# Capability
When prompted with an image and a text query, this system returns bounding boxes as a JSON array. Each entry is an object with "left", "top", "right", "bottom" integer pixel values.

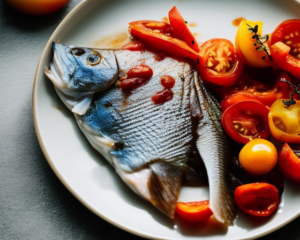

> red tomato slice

[
  {"left": 279, "top": 143, "right": 300, "bottom": 182},
  {"left": 270, "top": 42, "right": 300, "bottom": 79},
  {"left": 129, "top": 21, "right": 200, "bottom": 61},
  {"left": 198, "top": 38, "right": 244, "bottom": 86},
  {"left": 168, "top": 6, "right": 199, "bottom": 52},
  {"left": 234, "top": 183, "right": 279, "bottom": 217},
  {"left": 221, "top": 100, "right": 270, "bottom": 144},
  {"left": 175, "top": 200, "right": 213, "bottom": 223}
]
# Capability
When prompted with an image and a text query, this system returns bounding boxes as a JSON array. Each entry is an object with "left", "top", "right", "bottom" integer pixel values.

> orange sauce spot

[
  {"left": 193, "top": 33, "right": 201, "bottom": 37},
  {"left": 232, "top": 17, "right": 245, "bottom": 27},
  {"left": 188, "top": 22, "right": 197, "bottom": 27},
  {"left": 93, "top": 32, "right": 130, "bottom": 48},
  {"left": 162, "top": 16, "right": 169, "bottom": 23}
]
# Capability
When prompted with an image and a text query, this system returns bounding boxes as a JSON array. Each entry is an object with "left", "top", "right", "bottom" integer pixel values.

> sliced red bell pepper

[
  {"left": 129, "top": 20, "right": 200, "bottom": 61},
  {"left": 168, "top": 6, "right": 199, "bottom": 52}
]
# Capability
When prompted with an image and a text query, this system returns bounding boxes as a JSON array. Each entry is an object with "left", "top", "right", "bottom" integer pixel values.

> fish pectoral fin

[{"left": 148, "top": 161, "right": 183, "bottom": 219}]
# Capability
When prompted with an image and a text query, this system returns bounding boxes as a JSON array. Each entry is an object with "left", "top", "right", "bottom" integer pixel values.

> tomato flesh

[
  {"left": 222, "top": 100, "right": 270, "bottom": 144},
  {"left": 234, "top": 183, "right": 279, "bottom": 217},
  {"left": 175, "top": 201, "right": 213, "bottom": 223},
  {"left": 198, "top": 38, "right": 244, "bottom": 86},
  {"left": 279, "top": 143, "right": 300, "bottom": 182},
  {"left": 271, "top": 19, "right": 300, "bottom": 60}
]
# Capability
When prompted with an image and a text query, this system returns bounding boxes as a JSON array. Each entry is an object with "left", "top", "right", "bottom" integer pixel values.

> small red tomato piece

[
  {"left": 221, "top": 100, "right": 270, "bottom": 144},
  {"left": 278, "top": 143, "right": 300, "bottom": 182},
  {"left": 161, "top": 75, "right": 175, "bottom": 89},
  {"left": 198, "top": 38, "right": 244, "bottom": 87},
  {"left": 234, "top": 183, "right": 280, "bottom": 217},
  {"left": 220, "top": 94, "right": 257, "bottom": 112},
  {"left": 175, "top": 200, "right": 213, "bottom": 223}
]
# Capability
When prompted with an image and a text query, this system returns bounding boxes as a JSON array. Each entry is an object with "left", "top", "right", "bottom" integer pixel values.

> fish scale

[{"left": 45, "top": 43, "right": 236, "bottom": 224}]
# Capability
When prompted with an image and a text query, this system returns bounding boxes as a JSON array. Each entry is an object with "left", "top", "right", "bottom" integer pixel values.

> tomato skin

[
  {"left": 129, "top": 21, "right": 200, "bottom": 61},
  {"left": 271, "top": 19, "right": 300, "bottom": 46},
  {"left": 221, "top": 100, "right": 270, "bottom": 144},
  {"left": 4, "top": 0, "right": 70, "bottom": 16},
  {"left": 239, "top": 139, "right": 278, "bottom": 175},
  {"left": 270, "top": 42, "right": 300, "bottom": 79},
  {"left": 220, "top": 94, "right": 257, "bottom": 112},
  {"left": 278, "top": 143, "right": 300, "bottom": 182},
  {"left": 198, "top": 39, "right": 244, "bottom": 87},
  {"left": 168, "top": 6, "right": 199, "bottom": 52},
  {"left": 175, "top": 201, "right": 213, "bottom": 223},
  {"left": 235, "top": 20, "right": 272, "bottom": 68},
  {"left": 234, "top": 183, "right": 279, "bottom": 217},
  {"left": 268, "top": 99, "right": 300, "bottom": 144},
  {"left": 216, "top": 71, "right": 295, "bottom": 107}
]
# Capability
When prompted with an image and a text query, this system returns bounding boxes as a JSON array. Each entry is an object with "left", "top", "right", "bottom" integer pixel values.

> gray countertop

[{"left": 1, "top": 1, "right": 300, "bottom": 239}]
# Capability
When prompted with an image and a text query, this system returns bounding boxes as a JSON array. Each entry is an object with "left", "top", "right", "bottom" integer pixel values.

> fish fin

[
  {"left": 194, "top": 72, "right": 236, "bottom": 226},
  {"left": 148, "top": 161, "right": 183, "bottom": 218}
]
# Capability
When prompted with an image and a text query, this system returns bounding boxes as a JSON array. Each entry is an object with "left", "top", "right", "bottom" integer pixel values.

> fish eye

[
  {"left": 70, "top": 48, "right": 85, "bottom": 56},
  {"left": 87, "top": 52, "right": 101, "bottom": 66}
]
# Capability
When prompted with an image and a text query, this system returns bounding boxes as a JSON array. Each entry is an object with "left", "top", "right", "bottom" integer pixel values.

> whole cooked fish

[{"left": 45, "top": 42, "right": 235, "bottom": 225}]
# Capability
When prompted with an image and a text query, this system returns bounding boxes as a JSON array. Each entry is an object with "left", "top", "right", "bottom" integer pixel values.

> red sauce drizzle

[
  {"left": 152, "top": 89, "right": 173, "bottom": 104},
  {"left": 120, "top": 65, "right": 153, "bottom": 92},
  {"left": 152, "top": 75, "right": 176, "bottom": 104},
  {"left": 161, "top": 75, "right": 175, "bottom": 89},
  {"left": 122, "top": 41, "right": 145, "bottom": 51},
  {"left": 155, "top": 52, "right": 166, "bottom": 61}
]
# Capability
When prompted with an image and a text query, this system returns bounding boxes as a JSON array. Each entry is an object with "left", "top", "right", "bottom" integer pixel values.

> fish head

[{"left": 52, "top": 43, "right": 118, "bottom": 91}]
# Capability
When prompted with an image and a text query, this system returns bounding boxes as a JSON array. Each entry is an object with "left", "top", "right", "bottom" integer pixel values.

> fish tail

[{"left": 148, "top": 161, "right": 183, "bottom": 218}]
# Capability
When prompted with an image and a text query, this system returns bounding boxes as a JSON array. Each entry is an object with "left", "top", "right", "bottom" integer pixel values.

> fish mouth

[{"left": 44, "top": 42, "right": 70, "bottom": 89}]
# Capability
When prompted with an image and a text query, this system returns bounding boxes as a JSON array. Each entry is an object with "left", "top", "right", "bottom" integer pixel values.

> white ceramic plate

[{"left": 33, "top": 0, "right": 300, "bottom": 239}]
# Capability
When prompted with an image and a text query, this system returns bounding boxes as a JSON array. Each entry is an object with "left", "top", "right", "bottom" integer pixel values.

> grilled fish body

[{"left": 45, "top": 43, "right": 235, "bottom": 225}]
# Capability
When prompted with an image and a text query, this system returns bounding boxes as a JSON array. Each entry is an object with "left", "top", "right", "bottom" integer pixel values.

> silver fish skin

[{"left": 45, "top": 43, "right": 235, "bottom": 224}]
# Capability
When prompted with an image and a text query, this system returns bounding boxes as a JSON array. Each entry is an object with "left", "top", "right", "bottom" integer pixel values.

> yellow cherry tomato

[
  {"left": 4, "top": 0, "right": 70, "bottom": 16},
  {"left": 239, "top": 139, "right": 278, "bottom": 175},
  {"left": 235, "top": 19, "right": 272, "bottom": 68}
]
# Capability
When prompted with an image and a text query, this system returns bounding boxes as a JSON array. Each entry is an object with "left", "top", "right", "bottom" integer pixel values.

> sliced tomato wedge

[
  {"left": 129, "top": 20, "right": 199, "bottom": 61},
  {"left": 198, "top": 38, "right": 244, "bottom": 86},
  {"left": 168, "top": 6, "right": 199, "bottom": 52},
  {"left": 221, "top": 100, "right": 270, "bottom": 144},
  {"left": 234, "top": 183, "right": 279, "bottom": 217},
  {"left": 175, "top": 200, "right": 213, "bottom": 223},
  {"left": 279, "top": 143, "right": 300, "bottom": 182}
]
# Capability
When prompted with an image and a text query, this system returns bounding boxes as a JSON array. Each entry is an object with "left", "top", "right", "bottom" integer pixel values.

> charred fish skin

[
  {"left": 45, "top": 43, "right": 208, "bottom": 218},
  {"left": 195, "top": 73, "right": 236, "bottom": 226}
]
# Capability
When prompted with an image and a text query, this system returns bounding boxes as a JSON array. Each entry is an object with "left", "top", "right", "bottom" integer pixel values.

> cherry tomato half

[
  {"left": 168, "top": 6, "right": 199, "bottom": 52},
  {"left": 234, "top": 183, "right": 279, "bottom": 217},
  {"left": 268, "top": 99, "right": 300, "bottom": 144},
  {"left": 235, "top": 20, "right": 272, "bottom": 68},
  {"left": 175, "top": 200, "right": 213, "bottom": 223},
  {"left": 4, "top": 0, "right": 70, "bottom": 16},
  {"left": 271, "top": 19, "right": 300, "bottom": 59},
  {"left": 221, "top": 100, "right": 270, "bottom": 144},
  {"left": 198, "top": 38, "right": 244, "bottom": 86},
  {"left": 239, "top": 139, "right": 278, "bottom": 175},
  {"left": 129, "top": 21, "right": 200, "bottom": 61},
  {"left": 270, "top": 42, "right": 300, "bottom": 79},
  {"left": 278, "top": 143, "right": 300, "bottom": 182}
]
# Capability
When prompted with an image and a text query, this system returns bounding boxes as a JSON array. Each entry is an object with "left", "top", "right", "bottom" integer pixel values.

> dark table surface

[{"left": 1, "top": 1, "right": 300, "bottom": 239}]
